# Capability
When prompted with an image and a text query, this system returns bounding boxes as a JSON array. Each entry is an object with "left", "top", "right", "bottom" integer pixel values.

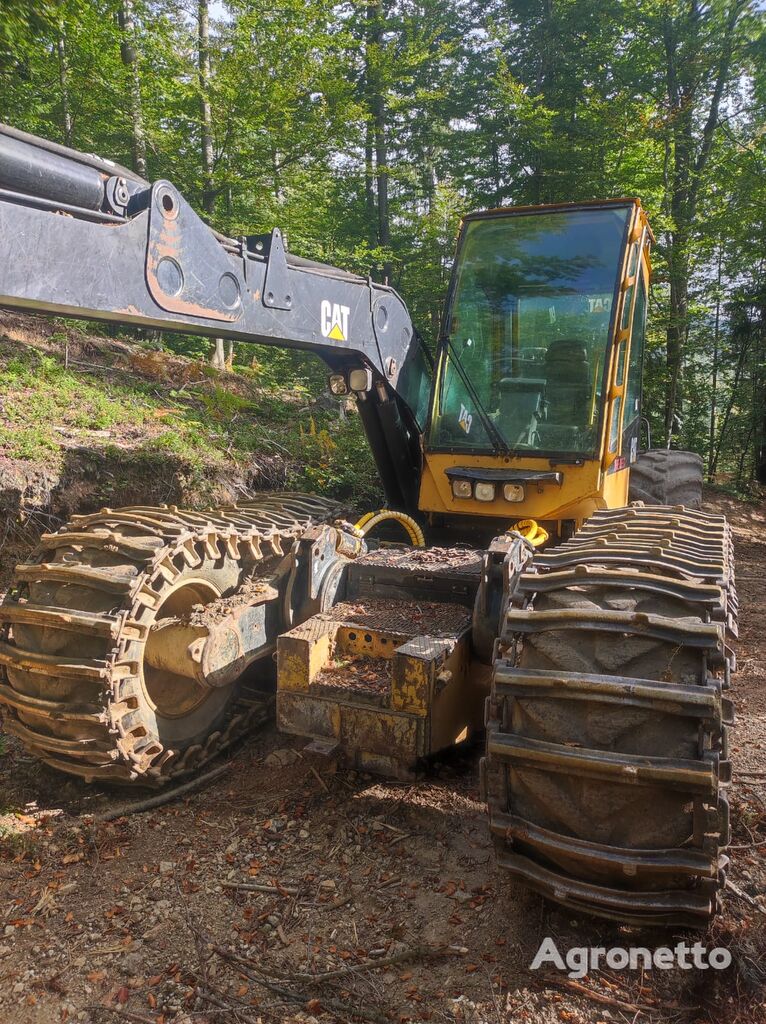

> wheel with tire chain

[
  {"left": 514, "top": 584, "right": 725, "bottom": 854},
  {"left": 483, "top": 506, "right": 735, "bottom": 927},
  {"left": 0, "top": 494, "right": 343, "bottom": 785}
]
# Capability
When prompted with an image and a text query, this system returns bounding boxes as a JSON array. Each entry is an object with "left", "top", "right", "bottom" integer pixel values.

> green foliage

[
  {"left": 291, "top": 414, "right": 383, "bottom": 508},
  {"left": 0, "top": 346, "right": 152, "bottom": 460},
  {"left": 1, "top": 0, "right": 765, "bottom": 492}
]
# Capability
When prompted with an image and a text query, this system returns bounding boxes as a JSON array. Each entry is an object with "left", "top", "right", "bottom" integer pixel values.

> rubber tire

[
  {"left": 4, "top": 525, "right": 266, "bottom": 784},
  {"left": 628, "top": 449, "right": 703, "bottom": 509},
  {"left": 489, "top": 583, "right": 727, "bottom": 906}
]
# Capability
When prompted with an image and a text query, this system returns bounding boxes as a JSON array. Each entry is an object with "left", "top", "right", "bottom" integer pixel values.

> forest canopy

[{"left": 2, "top": 0, "right": 765, "bottom": 488}]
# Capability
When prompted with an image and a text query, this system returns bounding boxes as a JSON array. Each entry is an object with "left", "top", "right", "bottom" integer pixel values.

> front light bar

[
  {"left": 446, "top": 466, "right": 563, "bottom": 505},
  {"left": 450, "top": 478, "right": 526, "bottom": 503}
]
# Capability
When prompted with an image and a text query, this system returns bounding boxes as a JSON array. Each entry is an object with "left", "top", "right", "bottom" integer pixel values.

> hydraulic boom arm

[{"left": 0, "top": 124, "right": 430, "bottom": 510}]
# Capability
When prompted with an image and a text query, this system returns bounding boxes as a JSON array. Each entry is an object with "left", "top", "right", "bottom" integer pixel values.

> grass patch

[
  {"left": 0, "top": 348, "right": 153, "bottom": 460},
  {"left": 0, "top": 328, "right": 382, "bottom": 511}
]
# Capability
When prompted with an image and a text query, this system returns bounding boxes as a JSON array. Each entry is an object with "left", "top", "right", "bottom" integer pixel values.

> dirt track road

[{"left": 0, "top": 491, "right": 764, "bottom": 1024}]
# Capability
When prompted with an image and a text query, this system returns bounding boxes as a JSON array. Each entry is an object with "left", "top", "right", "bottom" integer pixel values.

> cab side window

[{"left": 624, "top": 277, "right": 646, "bottom": 425}]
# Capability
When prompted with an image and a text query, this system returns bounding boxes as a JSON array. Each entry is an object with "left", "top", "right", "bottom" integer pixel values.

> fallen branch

[
  {"left": 375, "top": 877, "right": 402, "bottom": 891},
  {"left": 387, "top": 832, "right": 412, "bottom": 845},
  {"left": 195, "top": 985, "right": 261, "bottom": 1023},
  {"left": 726, "top": 878, "right": 765, "bottom": 910},
  {"left": 220, "top": 880, "right": 302, "bottom": 896},
  {"left": 323, "top": 891, "right": 355, "bottom": 911},
  {"left": 288, "top": 943, "right": 441, "bottom": 981},
  {"left": 740, "top": 783, "right": 766, "bottom": 809},
  {"left": 541, "top": 976, "right": 660, "bottom": 1015},
  {"left": 67, "top": 359, "right": 122, "bottom": 373},
  {"left": 213, "top": 944, "right": 389, "bottom": 1024},
  {"left": 214, "top": 939, "right": 449, "bottom": 986},
  {"left": 308, "top": 764, "right": 330, "bottom": 792},
  {"left": 88, "top": 763, "right": 229, "bottom": 823},
  {"left": 88, "top": 1007, "right": 157, "bottom": 1024}
]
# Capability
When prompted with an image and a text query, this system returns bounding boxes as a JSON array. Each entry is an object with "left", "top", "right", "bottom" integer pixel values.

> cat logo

[
  {"left": 587, "top": 295, "right": 612, "bottom": 314},
  {"left": 320, "top": 300, "right": 350, "bottom": 342},
  {"left": 458, "top": 403, "right": 473, "bottom": 434}
]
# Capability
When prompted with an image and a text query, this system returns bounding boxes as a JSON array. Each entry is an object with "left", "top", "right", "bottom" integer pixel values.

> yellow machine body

[
  {"left": 276, "top": 598, "right": 485, "bottom": 779},
  {"left": 277, "top": 198, "right": 659, "bottom": 777},
  {"left": 418, "top": 453, "right": 629, "bottom": 532}
]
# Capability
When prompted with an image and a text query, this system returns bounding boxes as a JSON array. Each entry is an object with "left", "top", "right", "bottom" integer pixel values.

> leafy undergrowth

[{"left": 0, "top": 311, "right": 382, "bottom": 515}]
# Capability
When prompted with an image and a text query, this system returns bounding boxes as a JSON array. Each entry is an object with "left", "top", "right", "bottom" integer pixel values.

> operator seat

[{"left": 544, "top": 338, "right": 591, "bottom": 427}]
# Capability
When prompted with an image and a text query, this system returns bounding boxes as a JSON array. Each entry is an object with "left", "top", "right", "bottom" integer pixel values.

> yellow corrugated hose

[
  {"left": 354, "top": 510, "right": 544, "bottom": 549},
  {"left": 511, "top": 518, "right": 549, "bottom": 547},
  {"left": 354, "top": 509, "right": 426, "bottom": 547}
]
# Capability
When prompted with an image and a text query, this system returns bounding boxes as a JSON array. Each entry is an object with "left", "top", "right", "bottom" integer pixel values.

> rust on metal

[
  {"left": 0, "top": 493, "right": 346, "bottom": 786},
  {"left": 276, "top": 594, "right": 476, "bottom": 776}
]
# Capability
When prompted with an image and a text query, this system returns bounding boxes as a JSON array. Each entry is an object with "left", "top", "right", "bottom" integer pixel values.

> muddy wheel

[
  {"left": 0, "top": 495, "right": 342, "bottom": 785},
  {"left": 628, "top": 449, "right": 704, "bottom": 508},
  {"left": 483, "top": 506, "right": 735, "bottom": 927}
]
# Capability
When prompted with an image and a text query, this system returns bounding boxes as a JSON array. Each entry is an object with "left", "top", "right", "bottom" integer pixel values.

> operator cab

[
  {"left": 419, "top": 197, "right": 651, "bottom": 528},
  {"left": 428, "top": 202, "right": 641, "bottom": 456}
]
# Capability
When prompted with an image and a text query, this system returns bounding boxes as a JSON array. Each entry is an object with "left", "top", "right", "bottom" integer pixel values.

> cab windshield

[{"left": 428, "top": 206, "right": 630, "bottom": 455}]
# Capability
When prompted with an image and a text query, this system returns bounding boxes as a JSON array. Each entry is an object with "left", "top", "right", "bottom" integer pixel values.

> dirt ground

[{"left": 0, "top": 490, "right": 764, "bottom": 1024}]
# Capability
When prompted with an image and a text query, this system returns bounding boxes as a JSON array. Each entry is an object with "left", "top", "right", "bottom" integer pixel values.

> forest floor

[
  {"left": 0, "top": 499, "right": 763, "bottom": 1024},
  {"left": 0, "top": 317, "right": 764, "bottom": 1024}
]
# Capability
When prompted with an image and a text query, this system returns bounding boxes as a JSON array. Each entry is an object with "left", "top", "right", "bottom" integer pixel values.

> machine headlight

[
  {"left": 328, "top": 373, "right": 348, "bottom": 395},
  {"left": 348, "top": 368, "right": 372, "bottom": 392},
  {"left": 474, "top": 481, "right": 496, "bottom": 502},
  {"left": 503, "top": 483, "right": 525, "bottom": 502},
  {"left": 451, "top": 479, "right": 473, "bottom": 499}
]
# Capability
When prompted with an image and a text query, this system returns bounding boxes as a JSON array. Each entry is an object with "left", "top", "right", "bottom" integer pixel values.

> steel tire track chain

[
  {"left": 0, "top": 493, "right": 344, "bottom": 785},
  {"left": 482, "top": 503, "right": 737, "bottom": 927}
]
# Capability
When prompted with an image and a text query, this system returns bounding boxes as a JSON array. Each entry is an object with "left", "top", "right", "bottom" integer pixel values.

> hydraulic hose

[
  {"left": 354, "top": 509, "right": 426, "bottom": 547},
  {"left": 511, "top": 518, "right": 549, "bottom": 548}
]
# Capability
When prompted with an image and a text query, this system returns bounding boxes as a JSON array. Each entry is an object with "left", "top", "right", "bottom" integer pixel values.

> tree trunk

[
  {"left": 709, "top": 327, "right": 751, "bottom": 478},
  {"left": 708, "top": 249, "right": 722, "bottom": 478},
  {"left": 117, "top": 0, "right": 147, "bottom": 177},
  {"left": 758, "top": 321, "right": 766, "bottom": 484},
  {"left": 754, "top": 300, "right": 766, "bottom": 483},
  {"left": 758, "top": 404, "right": 766, "bottom": 484},
  {"left": 736, "top": 422, "right": 754, "bottom": 489},
  {"left": 198, "top": 0, "right": 215, "bottom": 216},
  {"left": 211, "top": 338, "right": 226, "bottom": 370},
  {"left": 664, "top": 246, "right": 687, "bottom": 443},
  {"left": 364, "top": 117, "right": 376, "bottom": 250},
  {"left": 57, "top": 24, "right": 73, "bottom": 146},
  {"left": 661, "top": 1, "right": 741, "bottom": 445},
  {"left": 490, "top": 136, "right": 501, "bottom": 208},
  {"left": 366, "top": 0, "right": 391, "bottom": 283}
]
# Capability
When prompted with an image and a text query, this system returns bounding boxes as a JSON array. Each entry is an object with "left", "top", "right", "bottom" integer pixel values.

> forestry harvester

[{"left": 0, "top": 125, "right": 736, "bottom": 927}]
